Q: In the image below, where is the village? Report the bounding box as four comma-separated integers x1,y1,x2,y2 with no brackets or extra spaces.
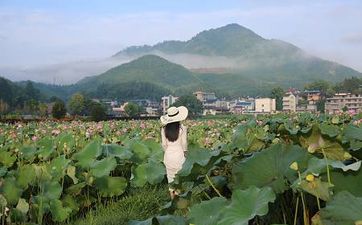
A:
102,90,362,117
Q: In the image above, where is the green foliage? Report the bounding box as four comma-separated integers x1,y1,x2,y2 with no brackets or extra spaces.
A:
68,93,85,116
52,100,67,119
172,95,202,116
89,101,106,121
270,87,284,111
125,102,141,117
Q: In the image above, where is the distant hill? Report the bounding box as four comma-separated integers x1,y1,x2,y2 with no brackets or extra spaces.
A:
114,23,361,87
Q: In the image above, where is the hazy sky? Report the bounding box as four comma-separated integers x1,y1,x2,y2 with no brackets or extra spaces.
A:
1,0,362,72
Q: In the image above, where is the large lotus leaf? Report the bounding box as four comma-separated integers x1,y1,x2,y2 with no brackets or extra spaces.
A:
0,150,16,168
349,139,362,151
284,122,300,135
230,125,266,153
16,198,29,214
16,164,36,188
189,197,228,225
343,125,362,141
143,139,164,162
49,199,72,222
327,168,362,197
156,215,187,225
130,142,151,163
320,191,362,225
301,157,361,177
33,164,52,182
95,176,127,197
299,125,350,161
320,123,340,138
65,182,86,196
232,144,310,193
131,161,166,187
218,186,276,225
47,155,70,181
19,145,37,161
62,194,80,213
56,133,75,153
36,136,54,160
0,166,6,177
0,176,23,205
66,165,78,184
42,181,62,200
90,157,117,178
73,140,102,168
102,144,133,161
297,178,332,201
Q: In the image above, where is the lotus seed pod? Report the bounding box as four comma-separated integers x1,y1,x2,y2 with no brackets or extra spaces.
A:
290,162,298,171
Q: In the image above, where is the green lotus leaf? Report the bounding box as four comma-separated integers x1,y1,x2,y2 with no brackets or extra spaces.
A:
230,124,266,153
349,139,362,151
156,215,187,225
19,145,37,161
49,199,72,222
232,144,310,193
0,194,7,208
328,168,362,197
66,165,78,184
0,150,16,168
102,144,133,161
0,166,6,177
10,208,26,222
33,164,52,182
343,125,362,141
128,218,154,225
73,140,102,168
218,186,276,225
301,157,361,177
189,197,228,225
62,194,80,213
16,198,29,214
90,157,117,178
56,133,75,153
284,122,300,135
143,139,164,162
47,155,70,181
16,164,36,188
131,161,166,187
130,142,151,163
297,178,333,201
95,176,127,197
36,136,54,160
1,176,23,205
320,191,362,225
320,123,340,138
42,181,62,200
65,182,86,195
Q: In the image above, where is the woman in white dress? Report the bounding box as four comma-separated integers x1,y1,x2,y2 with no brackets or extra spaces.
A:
160,106,188,198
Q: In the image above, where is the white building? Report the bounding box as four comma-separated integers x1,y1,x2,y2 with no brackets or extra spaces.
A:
161,95,178,114
193,91,216,102
283,93,298,112
325,93,362,114
255,98,276,113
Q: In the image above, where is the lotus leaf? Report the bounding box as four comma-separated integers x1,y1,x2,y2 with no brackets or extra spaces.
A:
343,125,362,141
16,164,36,188
47,155,70,181
131,161,166,187
320,123,340,138
16,198,29,214
189,197,228,225
73,140,102,168
218,186,276,225
320,191,362,225
95,176,127,197
102,144,133,160
49,199,72,222
36,136,54,160
1,176,23,205
130,141,151,163
328,168,362,197
0,150,16,168
90,157,117,178
66,165,78,184
19,145,37,161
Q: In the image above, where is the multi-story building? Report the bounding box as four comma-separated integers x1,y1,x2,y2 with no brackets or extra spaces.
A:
325,93,362,114
255,98,276,113
229,100,254,114
161,95,178,114
193,91,216,102
283,92,298,112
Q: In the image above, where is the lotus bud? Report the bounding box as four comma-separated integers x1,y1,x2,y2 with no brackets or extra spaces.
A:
290,162,298,171
306,174,315,182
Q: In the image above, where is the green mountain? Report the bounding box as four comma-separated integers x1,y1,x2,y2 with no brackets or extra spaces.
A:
114,23,361,86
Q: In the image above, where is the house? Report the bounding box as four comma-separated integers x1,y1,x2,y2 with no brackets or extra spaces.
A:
161,95,178,114
230,100,254,114
255,98,276,113
325,93,362,114
193,91,216,103
283,92,298,112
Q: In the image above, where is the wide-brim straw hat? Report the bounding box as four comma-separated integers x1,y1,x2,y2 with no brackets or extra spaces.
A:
160,106,188,125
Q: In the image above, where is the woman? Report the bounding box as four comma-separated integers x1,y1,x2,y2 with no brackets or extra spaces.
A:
160,106,188,198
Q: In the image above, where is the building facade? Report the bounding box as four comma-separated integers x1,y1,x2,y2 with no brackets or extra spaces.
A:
161,95,178,114
255,98,276,113
283,93,298,112
193,91,216,102
325,93,362,114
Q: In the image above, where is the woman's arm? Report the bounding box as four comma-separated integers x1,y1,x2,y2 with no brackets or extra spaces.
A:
161,127,167,150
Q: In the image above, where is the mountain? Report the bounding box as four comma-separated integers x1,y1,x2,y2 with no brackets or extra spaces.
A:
114,23,361,87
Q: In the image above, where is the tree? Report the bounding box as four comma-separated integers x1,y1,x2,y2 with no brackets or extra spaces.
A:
68,93,85,116
89,102,106,121
270,87,284,111
304,80,334,97
24,81,40,101
0,99,9,117
124,102,140,117
38,103,49,118
52,100,66,119
172,95,203,116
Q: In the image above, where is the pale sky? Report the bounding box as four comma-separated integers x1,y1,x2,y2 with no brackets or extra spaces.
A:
1,0,362,74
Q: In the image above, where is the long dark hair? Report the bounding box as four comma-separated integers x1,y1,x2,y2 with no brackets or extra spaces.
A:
165,122,180,142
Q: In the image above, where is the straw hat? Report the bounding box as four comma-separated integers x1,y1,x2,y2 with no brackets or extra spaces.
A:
160,106,188,125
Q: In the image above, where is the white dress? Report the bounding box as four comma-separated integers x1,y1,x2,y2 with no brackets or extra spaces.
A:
161,124,187,183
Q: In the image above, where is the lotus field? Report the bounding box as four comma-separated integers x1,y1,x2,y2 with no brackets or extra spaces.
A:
0,114,362,225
